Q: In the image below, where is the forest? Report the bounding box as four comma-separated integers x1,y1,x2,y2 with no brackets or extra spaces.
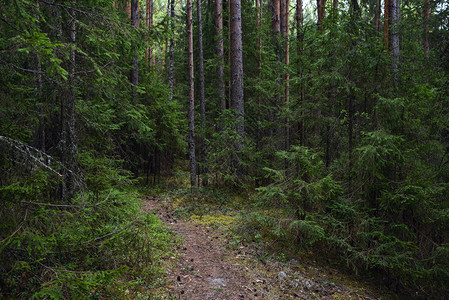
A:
0,0,448,298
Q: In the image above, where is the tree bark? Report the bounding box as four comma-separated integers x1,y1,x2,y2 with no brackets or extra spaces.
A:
187,0,197,188
272,0,281,142
215,0,226,112
256,0,262,73
168,0,175,100
272,0,281,33
296,0,304,145
230,0,245,157
66,1,78,201
256,0,262,147
315,0,325,136
317,0,326,30
280,0,286,38
390,0,399,73
197,0,207,184
285,0,290,149
384,0,389,50
146,0,154,65
35,1,45,152
130,0,139,100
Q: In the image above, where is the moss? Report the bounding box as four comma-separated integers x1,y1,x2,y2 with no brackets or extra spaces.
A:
189,213,238,229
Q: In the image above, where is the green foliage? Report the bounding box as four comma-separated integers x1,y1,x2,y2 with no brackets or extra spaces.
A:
0,181,175,298
0,1,180,297
1,0,449,298
207,110,255,186
257,146,342,214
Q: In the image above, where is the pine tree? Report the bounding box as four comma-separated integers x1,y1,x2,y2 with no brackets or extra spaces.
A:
230,0,245,164
215,0,226,112
187,0,197,188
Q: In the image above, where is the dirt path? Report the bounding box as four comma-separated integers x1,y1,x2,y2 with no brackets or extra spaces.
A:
142,197,397,300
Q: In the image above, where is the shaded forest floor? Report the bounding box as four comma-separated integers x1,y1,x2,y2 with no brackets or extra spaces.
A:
141,192,401,299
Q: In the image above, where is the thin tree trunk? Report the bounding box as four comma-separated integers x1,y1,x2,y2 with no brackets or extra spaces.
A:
146,0,153,63
187,0,197,188
348,93,354,178
227,0,231,109
197,0,207,185
36,55,45,151
168,0,175,100
147,0,154,65
317,0,326,30
273,0,281,33
272,0,281,143
315,0,325,136
35,1,45,152
256,0,262,73
50,4,66,202
390,0,399,73
256,0,262,149
230,0,245,164
215,0,226,112
285,0,290,149
131,0,139,100
384,0,389,50
423,0,430,54
296,0,304,145
66,1,77,201
280,0,286,38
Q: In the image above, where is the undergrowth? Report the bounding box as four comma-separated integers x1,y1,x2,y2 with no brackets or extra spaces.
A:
0,155,176,299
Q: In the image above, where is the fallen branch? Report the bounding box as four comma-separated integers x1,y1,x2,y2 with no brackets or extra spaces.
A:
0,135,64,176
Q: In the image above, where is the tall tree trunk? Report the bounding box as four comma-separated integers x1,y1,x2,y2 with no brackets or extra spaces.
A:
256,0,262,73
272,0,281,33
66,2,77,201
272,0,281,143
50,4,67,201
215,0,226,112
35,1,45,152
280,0,286,38
384,0,389,50
315,0,325,136
423,0,430,54
131,0,139,100
296,0,304,145
227,0,231,109
230,0,245,162
348,92,354,182
390,0,399,73
168,0,175,100
285,0,290,149
256,0,262,149
187,0,197,188
197,0,207,185
317,0,326,30
146,0,155,65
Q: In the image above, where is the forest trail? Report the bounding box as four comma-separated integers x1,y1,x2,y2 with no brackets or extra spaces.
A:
141,197,397,300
